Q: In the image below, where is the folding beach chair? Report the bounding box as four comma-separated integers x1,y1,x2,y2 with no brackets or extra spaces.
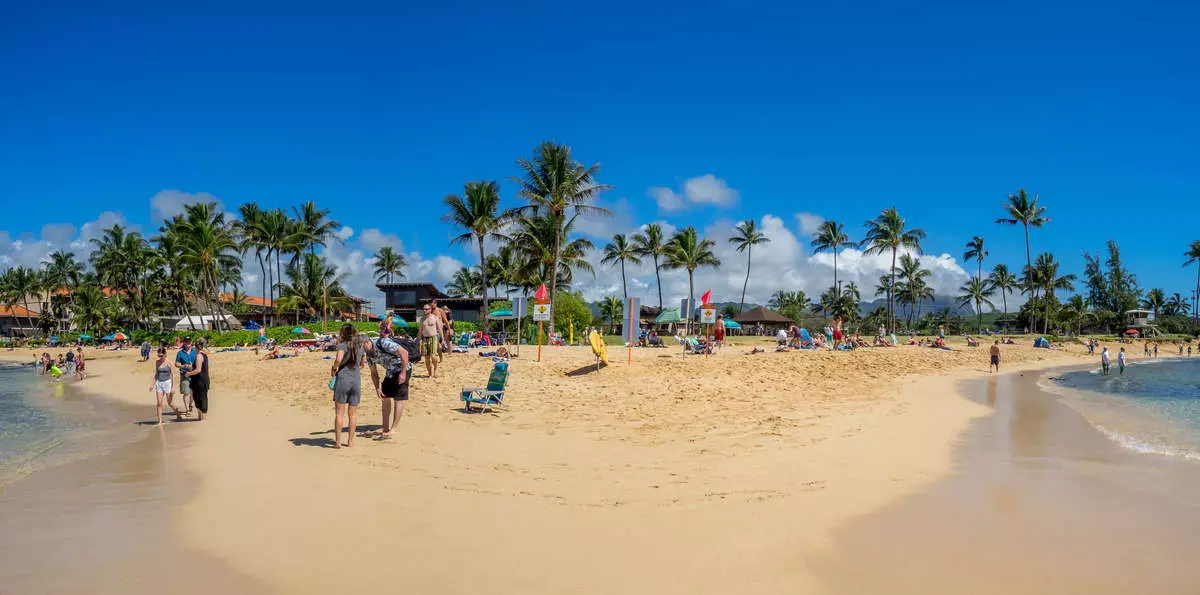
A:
461,359,511,413
685,337,711,355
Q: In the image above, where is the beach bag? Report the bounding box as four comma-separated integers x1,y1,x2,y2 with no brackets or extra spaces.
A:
377,337,421,371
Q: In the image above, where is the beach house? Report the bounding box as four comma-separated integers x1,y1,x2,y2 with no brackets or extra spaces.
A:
376,282,484,324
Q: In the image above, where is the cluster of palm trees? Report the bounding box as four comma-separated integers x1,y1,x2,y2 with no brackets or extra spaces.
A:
0,200,355,337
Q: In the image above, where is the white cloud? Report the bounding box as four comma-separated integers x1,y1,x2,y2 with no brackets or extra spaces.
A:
358,228,404,254
150,190,224,222
648,187,685,212
648,174,739,212
574,197,633,240
795,212,825,236
335,226,355,241
684,174,739,208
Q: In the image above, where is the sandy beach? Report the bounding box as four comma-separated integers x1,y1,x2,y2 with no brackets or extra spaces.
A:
2,339,1195,594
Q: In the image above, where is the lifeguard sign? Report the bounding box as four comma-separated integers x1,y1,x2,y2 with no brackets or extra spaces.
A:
700,305,717,324
532,301,551,321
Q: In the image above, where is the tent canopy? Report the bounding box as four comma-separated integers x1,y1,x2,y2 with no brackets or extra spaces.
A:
732,306,793,325
174,314,240,331
487,308,516,319
722,319,742,329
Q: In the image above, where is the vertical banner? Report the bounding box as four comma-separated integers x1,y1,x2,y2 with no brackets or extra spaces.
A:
624,296,640,363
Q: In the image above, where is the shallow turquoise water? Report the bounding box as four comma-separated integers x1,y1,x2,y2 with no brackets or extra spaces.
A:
1054,357,1200,460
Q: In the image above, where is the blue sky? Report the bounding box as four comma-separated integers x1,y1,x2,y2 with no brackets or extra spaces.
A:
2,1,1198,313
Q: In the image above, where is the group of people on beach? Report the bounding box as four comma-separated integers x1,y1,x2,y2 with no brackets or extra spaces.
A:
147,335,211,425
325,300,452,448
33,346,86,381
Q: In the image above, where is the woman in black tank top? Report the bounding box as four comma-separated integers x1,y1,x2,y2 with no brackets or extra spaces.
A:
188,338,212,421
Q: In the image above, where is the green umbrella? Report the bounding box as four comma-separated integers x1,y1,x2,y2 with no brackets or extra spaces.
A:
655,308,682,323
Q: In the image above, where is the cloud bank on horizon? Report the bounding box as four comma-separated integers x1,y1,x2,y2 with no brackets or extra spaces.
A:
0,183,973,313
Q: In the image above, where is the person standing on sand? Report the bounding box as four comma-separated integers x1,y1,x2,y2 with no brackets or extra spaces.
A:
185,338,210,421
330,324,365,448
713,315,726,350
139,340,151,362
832,316,844,347
418,303,441,378
174,336,196,414
990,340,1001,373
1153,342,1159,358
1118,347,1127,375
362,334,411,440
1101,346,1111,375
429,299,449,360
75,347,86,381
150,347,183,424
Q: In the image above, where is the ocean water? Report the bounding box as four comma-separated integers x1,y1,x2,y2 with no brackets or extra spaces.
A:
1053,357,1200,461
0,362,136,487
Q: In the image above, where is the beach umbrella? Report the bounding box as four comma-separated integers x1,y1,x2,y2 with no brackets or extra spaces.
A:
101,334,115,341
112,332,128,341
391,315,409,328
292,327,311,334
488,308,515,319
655,308,682,323
1126,328,1140,335
244,321,261,330
78,333,92,339
723,319,742,329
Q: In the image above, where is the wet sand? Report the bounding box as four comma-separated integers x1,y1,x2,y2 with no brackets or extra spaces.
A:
0,381,263,595
814,368,1200,594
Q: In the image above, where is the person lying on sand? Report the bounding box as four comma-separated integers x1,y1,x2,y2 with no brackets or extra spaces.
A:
966,336,979,347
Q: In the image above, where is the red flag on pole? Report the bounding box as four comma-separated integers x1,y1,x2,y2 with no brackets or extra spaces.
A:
534,284,548,301
701,290,712,305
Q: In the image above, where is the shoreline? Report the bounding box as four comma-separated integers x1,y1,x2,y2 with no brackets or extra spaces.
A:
812,365,1200,594
0,343,1123,593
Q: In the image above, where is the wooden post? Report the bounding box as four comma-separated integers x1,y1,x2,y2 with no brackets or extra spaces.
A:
705,323,710,360
537,321,543,363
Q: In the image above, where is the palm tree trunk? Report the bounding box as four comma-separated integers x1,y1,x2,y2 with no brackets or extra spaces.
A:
833,250,839,294
22,297,34,336
889,248,897,333
687,270,695,336
478,236,489,334
258,253,267,328
620,258,628,302
275,250,282,326
548,213,561,337
1194,264,1199,323
654,255,663,310
977,300,983,332
739,246,751,313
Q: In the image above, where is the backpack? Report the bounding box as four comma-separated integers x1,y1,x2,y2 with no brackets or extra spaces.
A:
377,336,421,368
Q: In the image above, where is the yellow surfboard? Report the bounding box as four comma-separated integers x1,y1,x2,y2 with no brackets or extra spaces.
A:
588,330,608,364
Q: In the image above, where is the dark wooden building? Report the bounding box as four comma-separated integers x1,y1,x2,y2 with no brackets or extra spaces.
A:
376,282,484,324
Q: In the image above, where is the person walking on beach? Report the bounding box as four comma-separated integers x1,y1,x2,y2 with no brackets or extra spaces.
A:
140,340,151,362
418,303,441,378
75,347,86,381
713,315,726,350
989,340,1001,373
330,324,365,448
362,333,412,439
1118,347,1127,375
184,338,210,421
1153,342,1159,358
175,336,197,414
1101,346,1111,375
150,347,183,424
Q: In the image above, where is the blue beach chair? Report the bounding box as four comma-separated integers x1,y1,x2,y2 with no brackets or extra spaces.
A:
461,359,511,412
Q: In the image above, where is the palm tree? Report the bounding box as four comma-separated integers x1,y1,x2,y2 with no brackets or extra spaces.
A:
601,233,642,302
810,220,854,292
512,141,612,336
444,180,509,333
632,223,668,309
598,296,624,334
372,246,406,284
236,202,272,328
1185,240,1200,322
729,219,770,313
896,254,933,328
957,277,995,332
664,226,721,335
446,266,483,297
987,264,1017,322
1164,292,1190,316
174,202,241,330
42,250,84,327
1142,288,1166,319
510,214,595,295
862,207,925,333
768,290,811,328
1029,252,1076,334
492,244,521,296
258,208,292,321
275,254,353,323
997,189,1051,320
963,236,988,280
70,284,108,333
3,267,41,333
1063,294,1088,335
291,201,340,329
